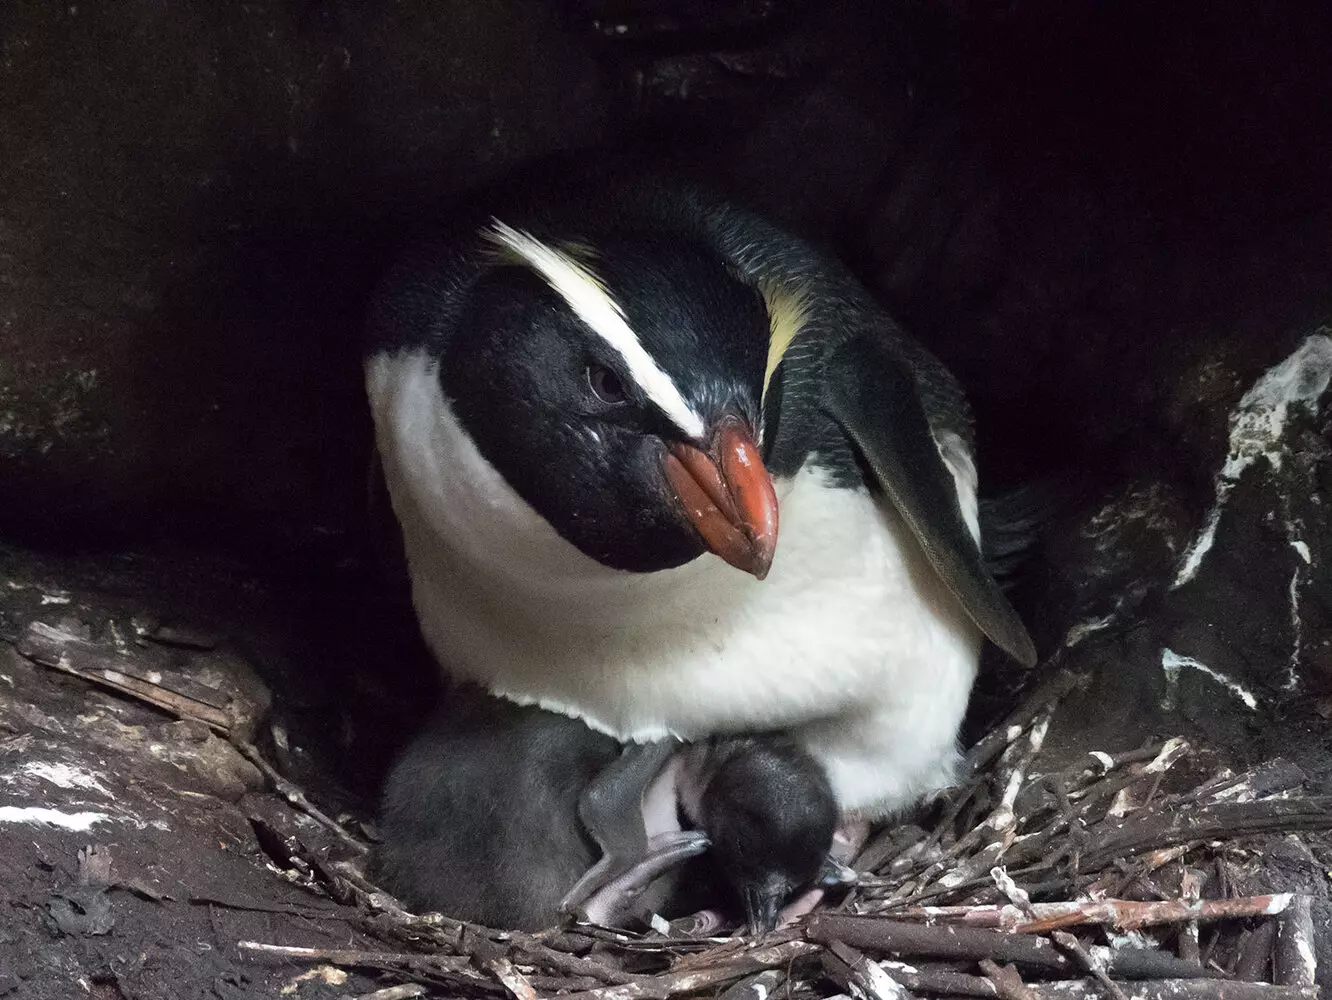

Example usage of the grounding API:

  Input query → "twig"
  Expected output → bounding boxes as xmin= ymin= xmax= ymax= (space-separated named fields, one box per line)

xmin=528 ymin=974 xmax=606 ymax=993
xmin=1017 ymin=895 xmax=1295 ymax=934
xmin=1090 ymin=946 xmax=1230 ymax=981
xmin=1199 ymin=760 xmax=1308 ymax=804
xmin=508 ymin=931 xmax=643 ymax=985
xmin=668 ymin=929 xmax=802 ymax=972
xmin=877 ymin=961 xmax=999 ymax=997
xmin=1022 ymin=981 xmax=1316 ymax=1000
xmin=1235 ymin=920 xmax=1277 ymax=983
xmin=806 ymin=916 xmax=1070 ymax=973
xmin=962 ymin=671 xmax=1083 ymax=778
xmin=1179 ymin=868 xmax=1205 ymax=966
xmin=1274 ymin=895 xmax=1316 ymax=988
xmin=18 ymin=621 xmax=233 ymax=730
xmin=1225 ymin=930 xmax=1253 ymax=977
xmin=825 ymin=941 xmax=917 ymax=1000
xmin=1002 ymin=744 xmax=1192 ymax=871
xmin=554 ymin=940 xmax=819 ymax=1000
xmin=719 ymin=971 xmax=785 ymax=1000
xmin=993 ymin=716 xmax=1052 ymax=822
xmin=889 ymin=894 xmax=1293 ymax=933
xmin=990 ymin=867 xmax=1036 ymax=918
xmin=486 ymin=956 xmax=538 ymax=1000
xmin=1081 ymin=846 xmax=1197 ymax=900
xmin=237 ymin=941 xmax=481 ymax=983
xmin=1052 ymin=931 xmax=1130 ymax=1000
xmin=857 ymin=824 xmax=936 ymax=876
xmin=356 ymin=987 xmax=428 ymax=1000
xmin=979 ymin=960 xmax=1040 ymax=1000
xmin=866 ymin=863 xmax=1054 ymax=912
xmin=1080 ymin=800 xmax=1332 ymax=871
xmin=915 ymin=718 xmax=1052 ymax=901
xmin=233 ymin=741 xmax=370 ymax=855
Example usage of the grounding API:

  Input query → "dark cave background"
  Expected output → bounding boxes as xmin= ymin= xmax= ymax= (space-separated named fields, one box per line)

xmin=4 ymin=0 xmax=1328 ymax=554
xmin=3 ymin=3 xmax=1332 ymax=994
xmin=4 ymin=0 xmax=1332 ymax=786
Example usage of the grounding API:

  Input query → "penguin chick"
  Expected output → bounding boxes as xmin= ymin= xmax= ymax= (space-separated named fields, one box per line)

xmin=568 ymin=734 xmax=838 ymax=934
xmin=683 ymin=736 xmax=838 ymax=933
xmin=374 ymin=690 xmax=835 ymax=933
xmin=372 ymin=687 xmax=626 ymax=931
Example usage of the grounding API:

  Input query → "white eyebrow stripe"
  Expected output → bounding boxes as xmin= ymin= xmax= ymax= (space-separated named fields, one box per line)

xmin=483 ymin=219 xmax=707 ymax=440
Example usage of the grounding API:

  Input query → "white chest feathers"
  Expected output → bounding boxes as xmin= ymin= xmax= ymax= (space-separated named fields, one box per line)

xmin=367 ymin=350 xmax=983 ymax=818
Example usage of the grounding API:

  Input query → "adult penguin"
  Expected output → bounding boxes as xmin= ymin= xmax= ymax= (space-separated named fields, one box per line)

xmin=365 ymin=164 xmax=1037 ymax=835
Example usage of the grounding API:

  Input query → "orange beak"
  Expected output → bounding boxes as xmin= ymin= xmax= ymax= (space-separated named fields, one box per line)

xmin=663 ymin=417 xmax=779 ymax=579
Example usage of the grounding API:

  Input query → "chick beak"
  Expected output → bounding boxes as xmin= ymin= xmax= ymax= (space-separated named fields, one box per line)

xmin=742 ymin=879 xmax=788 ymax=936
xmin=663 ymin=416 xmax=779 ymax=579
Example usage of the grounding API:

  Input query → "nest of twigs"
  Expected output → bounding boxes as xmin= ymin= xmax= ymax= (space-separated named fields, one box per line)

xmin=239 ymin=669 xmax=1332 ymax=1000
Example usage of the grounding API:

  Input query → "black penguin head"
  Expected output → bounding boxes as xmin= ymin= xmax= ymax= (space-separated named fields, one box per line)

xmin=439 ymin=223 xmax=780 ymax=575
xmin=694 ymin=738 xmax=837 ymax=935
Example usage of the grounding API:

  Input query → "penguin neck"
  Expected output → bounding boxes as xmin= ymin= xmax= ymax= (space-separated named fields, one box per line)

xmin=366 ymin=350 xmax=737 ymax=619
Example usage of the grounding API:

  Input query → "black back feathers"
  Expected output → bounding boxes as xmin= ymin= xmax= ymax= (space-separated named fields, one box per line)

xmin=822 ymin=333 xmax=1039 ymax=668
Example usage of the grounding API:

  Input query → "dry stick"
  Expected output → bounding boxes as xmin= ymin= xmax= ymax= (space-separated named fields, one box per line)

xmin=859 ymin=823 xmax=946 ymax=877
xmin=233 ymin=741 xmax=370 ymax=855
xmin=1234 ymin=920 xmax=1277 ymax=983
xmin=1192 ymin=759 xmax=1309 ymax=806
xmin=236 ymin=941 xmax=481 ymax=982
xmin=506 ymin=934 xmax=640 ymax=986
xmin=485 ymin=956 xmax=538 ymax=1000
xmin=1000 ymin=743 xmax=1192 ymax=872
xmin=553 ymin=939 xmax=819 ymax=1000
xmin=1200 ymin=930 xmax=1222 ymax=972
xmin=669 ymin=928 xmax=803 ymax=972
xmin=897 ymin=712 xmax=1056 ymax=900
xmin=355 ymin=987 xmax=428 ymax=1000
xmin=1022 ymin=981 xmax=1317 ymax=1000
xmin=1017 ymin=895 xmax=1297 ymax=935
xmin=877 ymin=961 xmax=1000 ymax=997
xmin=528 ymin=974 xmax=606 ymax=993
xmin=889 ymin=894 xmax=1294 ymax=933
xmin=979 ymin=960 xmax=1040 ymax=1000
xmin=920 ymin=717 xmax=1052 ymax=899
xmin=18 ymin=620 xmax=234 ymax=730
xmin=869 ymin=863 xmax=1055 ymax=913
xmin=867 ymin=917 xmax=1221 ymax=981
xmin=1274 ymin=895 xmax=1316 ymax=988
xmin=961 ymin=670 xmax=1084 ymax=778
xmin=1092 ymin=947 xmax=1230 ymax=982
xmin=1080 ymin=799 xmax=1332 ymax=871
xmin=993 ymin=716 xmax=1053 ymax=823
xmin=1179 ymin=868 xmax=1205 ymax=966
xmin=826 ymin=941 xmax=918 ymax=1000
xmin=718 ymin=970 xmax=785 ymax=1000
xmin=1017 ymin=740 xmax=1188 ymax=862
xmin=1081 ymin=846 xmax=1198 ymax=901
xmin=806 ymin=917 xmax=1070 ymax=973
xmin=1225 ymin=930 xmax=1254 ymax=978
xmin=1052 ymin=932 xmax=1130 ymax=1000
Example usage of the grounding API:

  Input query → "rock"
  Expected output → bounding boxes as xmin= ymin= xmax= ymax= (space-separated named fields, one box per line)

xmin=0 ymin=551 xmax=386 ymax=999
xmin=45 ymin=888 xmax=114 ymax=938
xmin=1029 ymin=330 xmax=1332 ymax=780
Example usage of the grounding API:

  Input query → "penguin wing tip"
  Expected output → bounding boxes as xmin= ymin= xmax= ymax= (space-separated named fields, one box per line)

xmin=993 ymin=618 xmax=1039 ymax=669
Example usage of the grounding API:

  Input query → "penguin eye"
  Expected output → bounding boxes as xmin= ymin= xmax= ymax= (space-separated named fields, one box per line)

xmin=586 ymin=364 xmax=628 ymax=405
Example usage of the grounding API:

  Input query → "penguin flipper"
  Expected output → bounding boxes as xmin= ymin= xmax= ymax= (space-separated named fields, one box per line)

xmin=821 ymin=334 xmax=1038 ymax=668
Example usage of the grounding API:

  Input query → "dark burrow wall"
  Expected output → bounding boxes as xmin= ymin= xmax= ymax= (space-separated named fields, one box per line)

xmin=2 ymin=1 xmax=1332 ymax=995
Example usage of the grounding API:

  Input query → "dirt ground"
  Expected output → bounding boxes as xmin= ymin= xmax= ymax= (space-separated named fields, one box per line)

xmin=0 ymin=542 xmax=439 ymax=999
